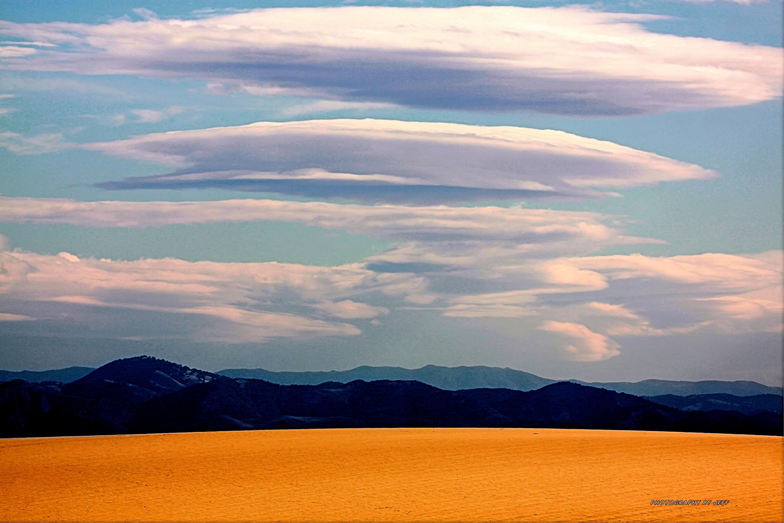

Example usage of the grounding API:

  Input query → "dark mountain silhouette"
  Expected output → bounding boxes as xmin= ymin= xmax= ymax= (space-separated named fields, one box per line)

xmin=645 ymin=393 xmax=782 ymax=416
xmin=4 ymin=361 xmax=779 ymax=397
xmin=0 ymin=367 xmax=93 ymax=384
xmin=217 ymin=365 xmax=782 ymax=396
xmin=1 ymin=356 xmax=780 ymax=438
xmin=71 ymin=355 xmax=218 ymax=395
xmin=579 ymin=379 xmax=782 ymax=397
xmin=218 ymin=364 xmax=555 ymax=391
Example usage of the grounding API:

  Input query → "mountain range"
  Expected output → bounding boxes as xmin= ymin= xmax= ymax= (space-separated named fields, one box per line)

xmin=1 ymin=356 xmax=781 ymax=438
xmin=3 ymin=362 xmax=780 ymax=396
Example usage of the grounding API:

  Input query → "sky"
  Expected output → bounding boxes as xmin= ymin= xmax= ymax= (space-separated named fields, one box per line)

xmin=0 ymin=0 xmax=781 ymax=385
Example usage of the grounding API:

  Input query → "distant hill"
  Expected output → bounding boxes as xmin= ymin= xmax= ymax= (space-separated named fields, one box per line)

xmin=73 ymin=355 xmax=218 ymax=395
xmin=218 ymin=364 xmax=555 ymax=391
xmin=645 ymin=393 xmax=783 ymax=417
xmin=0 ymin=367 xmax=93 ymax=384
xmin=0 ymin=356 xmax=220 ymax=435
xmin=4 ymin=361 xmax=779 ymax=397
xmin=580 ymin=379 xmax=782 ymax=397
xmin=218 ymin=365 xmax=781 ymax=397
xmin=1 ymin=356 xmax=780 ymax=437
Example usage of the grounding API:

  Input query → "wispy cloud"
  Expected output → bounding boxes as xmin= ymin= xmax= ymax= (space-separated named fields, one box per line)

xmin=0 ymin=312 xmax=34 ymax=322
xmin=0 ymin=94 xmax=14 ymax=116
xmin=0 ymin=249 xmax=427 ymax=343
xmin=279 ymin=101 xmax=398 ymax=118
xmin=436 ymin=250 xmax=781 ymax=360
xmin=129 ymin=105 xmax=184 ymax=123
xmin=0 ymin=7 xmax=779 ymax=115
xmin=539 ymin=321 xmax=621 ymax=362
xmin=82 ymin=119 xmax=715 ymax=202
xmin=0 ymin=195 xmax=655 ymax=273
xmin=0 ymin=195 xmax=631 ymax=236
xmin=0 ymin=74 xmax=127 ymax=96
xmin=0 ymin=194 xmax=779 ymax=359
xmin=0 ymin=131 xmax=70 ymax=154
xmin=679 ymin=0 xmax=768 ymax=4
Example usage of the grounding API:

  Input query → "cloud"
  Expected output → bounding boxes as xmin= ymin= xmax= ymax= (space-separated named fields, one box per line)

xmin=539 ymin=321 xmax=620 ymax=361
xmin=313 ymin=300 xmax=389 ymax=320
xmin=698 ymin=286 xmax=783 ymax=334
xmin=0 ymin=94 xmax=14 ymax=116
xmin=0 ymin=7 xmax=779 ymax=115
xmin=1 ymin=194 xmax=777 ymax=358
xmin=0 ymin=195 xmax=633 ymax=240
xmin=438 ymin=251 xmax=782 ymax=361
xmin=565 ymin=252 xmax=780 ymax=292
xmin=0 ymin=131 xmax=70 ymax=154
xmin=0 ymin=46 xmax=37 ymax=58
xmin=0 ymin=74 xmax=127 ymax=96
xmin=0 ymin=242 xmax=778 ymax=358
xmin=129 ymin=106 xmax=184 ymax=123
xmin=83 ymin=119 xmax=714 ymax=202
xmin=279 ymin=100 xmax=398 ymax=117
xmin=0 ymin=250 xmax=427 ymax=344
xmin=0 ymin=195 xmax=654 ymax=278
xmin=0 ymin=313 xmax=34 ymax=322
xmin=679 ymin=0 xmax=768 ymax=4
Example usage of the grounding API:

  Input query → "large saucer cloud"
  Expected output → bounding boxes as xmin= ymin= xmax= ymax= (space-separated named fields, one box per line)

xmin=88 ymin=119 xmax=715 ymax=203
xmin=0 ymin=6 xmax=780 ymax=115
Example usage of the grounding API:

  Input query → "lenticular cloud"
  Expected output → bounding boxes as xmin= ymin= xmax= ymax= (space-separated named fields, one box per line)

xmin=0 ymin=6 xmax=780 ymax=115
xmin=87 ymin=119 xmax=715 ymax=203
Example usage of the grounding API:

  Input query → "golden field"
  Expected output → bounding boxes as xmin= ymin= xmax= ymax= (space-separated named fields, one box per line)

xmin=0 ymin=428 xmax=781 ymax=522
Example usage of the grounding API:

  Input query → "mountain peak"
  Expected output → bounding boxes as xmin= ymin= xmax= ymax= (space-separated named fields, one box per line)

xmin=75 ymin=355 xmax=219 ymax=394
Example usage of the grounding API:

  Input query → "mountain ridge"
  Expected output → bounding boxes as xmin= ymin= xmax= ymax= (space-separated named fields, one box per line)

xmin=217 ymin=365 xmax=782 ymax=396
xmin=1 ymin=356 xmax=781 ymax=438
xmin=2 ymin=359 xmax=780 ymax=396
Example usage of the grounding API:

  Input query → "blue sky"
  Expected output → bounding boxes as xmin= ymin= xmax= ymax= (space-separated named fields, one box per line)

xmin=0 ymin=0 xmax=781 ymax=385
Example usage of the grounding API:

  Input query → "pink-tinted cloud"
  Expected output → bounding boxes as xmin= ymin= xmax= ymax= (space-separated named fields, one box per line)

xmin=0 ymin=249 xmax=426 ymax=343
xmin=539 ymin=321 xmax=621 ymax=361
xmin=1 ymin=7 xmax=780 ymax=115
xmin=79 ymin=119 xmax=716 ymax=201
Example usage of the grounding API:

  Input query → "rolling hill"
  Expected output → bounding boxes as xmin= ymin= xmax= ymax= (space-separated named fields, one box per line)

xmin=1 ymin=356 xmax=780 ymax=437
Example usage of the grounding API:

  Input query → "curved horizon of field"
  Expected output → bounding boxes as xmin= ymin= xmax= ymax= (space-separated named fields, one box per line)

xmin=1 ymin=428 xmax=781 ymax=522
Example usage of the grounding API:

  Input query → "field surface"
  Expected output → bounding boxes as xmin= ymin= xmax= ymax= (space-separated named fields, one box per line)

xmin=0 ymin=428 xmax=781 ymax=522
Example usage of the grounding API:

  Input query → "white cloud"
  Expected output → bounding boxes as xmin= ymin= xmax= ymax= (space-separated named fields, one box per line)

xmin=279 ymin=100 xmax=399 ymax=117
xmin=565 ymin=252 xmax=780 ymax=292
xmin=679 ymin=0 xmax=768 ymax=4
xmin=698 ymin=286 xmax=783 ymax=334
xmin=0 ymin=195 xmax=654 ymax=281
xmin=129 ymin=106 xmax=184 ymax=123
xmin=313 ymin=300 xmax=389 ymax=320
xmin=0 ymin=131 xmax=70 ymax=154
xmin=83 ymin=119 xmax=715 ymax=201
xmin=0 ymin=195 xmax=634 ymax=243
xmin=0 ymin=250 xmax=427 ymax=343
xmin=439 ymin=251 xmax=782 ymax=358
xmin=0 ymin=93 xmax=14 ymax=116
xmin=0 ymin=46 xmax=37 ymax=58
xmin=0 ymin=74 xmax=127 ymax=96
xmin=0 ymin=6 xmax=779 ymax=115
xmin=0 ymin=313 xmax=34 ymax=322
xmin=443 ymin=303 xmax=535 ymax=319
xmin=539 ymin=321 xmax=621 ymax=361
xmin=1 ymin=195 xmax=777 ymax=358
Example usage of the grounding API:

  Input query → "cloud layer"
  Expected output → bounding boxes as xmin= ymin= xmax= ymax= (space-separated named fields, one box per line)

xmin=0 ymin=249 xmax=425 ymax=344
xmin=85 ymin=119 xmax=715 ymax=202
xmin=0 ymin=195 xmax=779 ymax=361
xmin=1 ymin=246 xmax=778 ymax=360
xmin=1 ymin=7 xmax=780 ymax=115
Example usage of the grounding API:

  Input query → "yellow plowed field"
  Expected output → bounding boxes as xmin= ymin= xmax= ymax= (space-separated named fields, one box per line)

xmin=1 ymin=428 xmax=781 ymax=522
